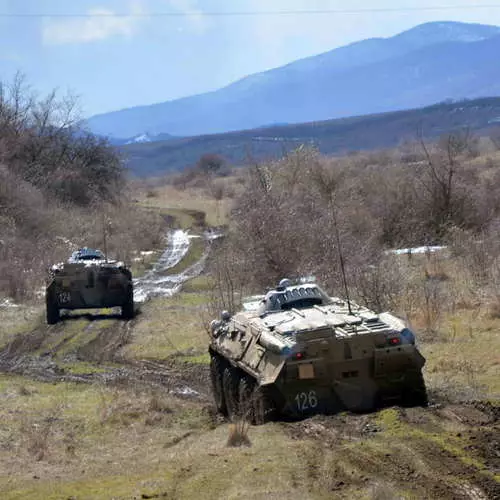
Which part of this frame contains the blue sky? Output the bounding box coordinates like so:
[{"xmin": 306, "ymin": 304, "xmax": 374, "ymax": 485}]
[{"xmin": 2, "ymin": 0, "xmax": 500, "ymax": 117}]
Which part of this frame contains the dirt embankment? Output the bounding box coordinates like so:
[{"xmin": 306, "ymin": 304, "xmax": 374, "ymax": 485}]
[{"xmin": 286, "ymin": 402, "xmax": 499, "ymax": 499}]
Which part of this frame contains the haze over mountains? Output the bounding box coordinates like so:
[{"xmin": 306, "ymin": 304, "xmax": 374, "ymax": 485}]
[{"xmin": 86, "ymin": 21, "xmax": 500, "ymax": 140}]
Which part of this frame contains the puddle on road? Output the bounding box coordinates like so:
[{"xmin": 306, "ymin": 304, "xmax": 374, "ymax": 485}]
[{"xmin": 133, "ymin": 229, "xmax": 212, "ymax": 303}]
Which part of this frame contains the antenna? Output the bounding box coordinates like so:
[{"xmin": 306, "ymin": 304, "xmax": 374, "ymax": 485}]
[
  {"xmin": 330, "ymin": 199, "xmax": 353, "ymax": 316},
  {"xmin": 102, "ymin": 212, "xmax": 108, "ymax": 263},
  {"xmin": 314, "ymin": 165, "xmax": 353, "ymax": 315}
]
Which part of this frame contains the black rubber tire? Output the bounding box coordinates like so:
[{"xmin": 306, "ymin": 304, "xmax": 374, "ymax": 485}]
[
  {"xmin": 210, "ymin": 354, "xmax": 227, "ymax": 415},
  {"xmin": 252, "ymin": 386, "xmax": 276, "ymax": 425},
  {"xmin": 402, "ymin": 372, "xmax": 428, "ymax": 408},
  {"xmin": 222, "ymin": 366, "xmax": 241, "ymax": 421},
  {"xmin": 238, "ymin": 376, "xmax": 255, "ymax": 421},
  {"xmin": 45, "ymin": 285, "xmax": 60, "ymax": 325},
  {"xmin": 121, "ymin": 285, "xmax": 134, "ymax": 320}
]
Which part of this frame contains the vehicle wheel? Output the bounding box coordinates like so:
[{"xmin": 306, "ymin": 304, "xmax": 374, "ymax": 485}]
[
  {"xmin": 222, "ymin": 366, "xmax": 241, "ymax": 421},
  {"xmin": 252, "ymin": 386, "xmax": 276, "ymax": 425},
  {"xmin": 121, "ymin": 286, "xmax": 134, "ymax": 320},
  {"xmin": 46, "ymin": 285, "xmax": 60, "ymax": 325},
  {"xmin": 402, "ymin": 372, "xmax": 428, "ymax": 408},
  {"xmin": 210, "ymin": 354, "xmax": 227, "ymax": 415},
  {"xmin": 238, "ymin": 376, "xmax": 255, "ymax": 421}
]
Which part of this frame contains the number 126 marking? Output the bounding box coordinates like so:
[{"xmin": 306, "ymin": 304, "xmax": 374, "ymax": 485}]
[{"xmin": 295, "ymin": 390, "xmax": 318, "ymax": 411}]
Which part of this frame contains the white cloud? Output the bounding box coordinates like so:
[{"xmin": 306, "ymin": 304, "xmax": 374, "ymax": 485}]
[
  {"xmin": 42, "ymin": 1, "xmax": 146, "ymax": 45},
  {"xmin": 167, "ymin": 0, "xmax": 208, "ymax": 34}
]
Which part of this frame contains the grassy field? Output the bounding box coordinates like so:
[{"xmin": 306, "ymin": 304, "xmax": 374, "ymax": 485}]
[
  {"xmin": 0, "ymin": 279, "xmax": 498, "ymax": 499},
  {"xmin": 136, "ymin": 184, "xmax": 231, "ymax": 227},
  {"xmin": 0, "ymin": 188, "xmax": 498, "ymax": 499}
]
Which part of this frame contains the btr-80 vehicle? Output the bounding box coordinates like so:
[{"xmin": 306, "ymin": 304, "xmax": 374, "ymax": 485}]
[
  {"xmin": 209, "ymin": 279, "xmax": 427, "ymax": 424},
  {"xmin": 46, "ymin": 248, "xmax": 134, "ymax": 324}
]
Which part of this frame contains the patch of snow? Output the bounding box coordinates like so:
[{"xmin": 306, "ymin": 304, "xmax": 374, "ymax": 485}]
[
  {"xmin": 140, "ymin": 250, "xmax": 155, "ymax": 256},
  {"xmin": 133, "ymin": 229, "xmax": 201, "ymax": 303},
  {"xmin": 388, "ymin": 245, "xmax": 447, "ymax": 255},
  {"xmin": 204, "ymin": 229, "xmax": 224, "ymax": 241},
  {"xmin": 55, "ymin": 236, "xmax": 76, "ymax": 248},
  {"xmin": 173, "ymin": 386, "xmax": 200, "ymax": 397},
  {"xmin": 0, "ymin": 298, "xmax": 19, "ymax": 308},
  {"xmin": 126, "ymin": 133, "xmax": 152, "ymax": 145}
]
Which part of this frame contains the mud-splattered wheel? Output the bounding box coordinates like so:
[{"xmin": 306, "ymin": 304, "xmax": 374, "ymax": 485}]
[
  {"xmin": 402, "ymin": 372, "xmax": 428, "ymax": 408},
  {"xmin": 252, "ymin": 386, "xmax": 276, "ymax": 425},
  {"xmin": 45, "ymin": 285, "xmax": 60, "ymax": 325},
  {"xmin": 238, "ymin": 376, "xmax": 255, "ymax": 421},
  {"xmin": 210, "ymin": 354, "xmax": 227, "ymax": 415},
  {"xmin": 121, "ymin": 286, "xmax": 134, "ymax": 320},
  {"xmin": 222, "ymin": 366, "xmax": 241, "ymax": 421}
]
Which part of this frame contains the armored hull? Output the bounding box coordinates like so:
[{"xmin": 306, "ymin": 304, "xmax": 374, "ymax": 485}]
[
  {"xmin": 209, "ymin": 282, "xmax": 427, "ymax": 423},
  {"xmin": 46, "ymin": 248, "xmax": 134, "ymax": 324}
]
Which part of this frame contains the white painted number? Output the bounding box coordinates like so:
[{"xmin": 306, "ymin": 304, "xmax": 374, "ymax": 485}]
[
  {"xmin": 58, "ymin": 292, "xmax": 71, "ymax": 304},
  {"xmin": 295, "ymin": 391, "xmax": 318, "ymax": 411}
]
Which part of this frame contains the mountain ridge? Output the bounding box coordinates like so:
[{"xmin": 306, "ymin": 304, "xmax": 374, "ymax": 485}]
[
  {"xmin": 87, "ymin": 21, "xmax": 500, "ymax": 139},
  {"xmin": 121, "ymin": 96, "xmax": 500, "ymax": 176}
]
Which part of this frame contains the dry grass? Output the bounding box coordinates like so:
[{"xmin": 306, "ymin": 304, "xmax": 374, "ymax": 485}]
[
  {"xmin": 136, "ymin": 184, "xmax": 233, "ymax": 227},
  {"xmin": 227, "ymin": 419, "xmax": 251, "ymax": 448},
  {"xmin": 123, "ymin": 293, "xmax": 208, "ymax": 360}
]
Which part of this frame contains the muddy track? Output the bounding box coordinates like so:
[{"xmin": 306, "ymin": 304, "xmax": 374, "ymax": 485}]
[
  {"xmin": 0, "ymin": 316, "xmax": 211, "ymax": 401},
  {"xmin": 285, "ymin": 403, "xmax": 500, "ymax": 499},
  {"xmin": 0, "ymin": 227, "xmax": 213, "ymax": 399}
]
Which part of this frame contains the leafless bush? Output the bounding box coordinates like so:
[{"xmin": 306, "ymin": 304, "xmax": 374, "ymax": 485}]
[
  {"xmin": 226, "ymin": 419, "xmax": 251, "ymax": 447},
  {"xmin": 0, "ymin": 77, "xmax": 166, "ymax": 300},
  {"xmin": 20, "ymin": 403, "xmax": 63, "ymax": 461}
]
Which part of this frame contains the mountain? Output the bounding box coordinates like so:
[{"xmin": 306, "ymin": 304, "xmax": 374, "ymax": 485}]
[
  {"xmin": 87, "ymin": 21, "xmax": 500, "ymax": 139},
  {"xmin": 121, "ymin": 97, "xmax": 500, "ymax": 176}
]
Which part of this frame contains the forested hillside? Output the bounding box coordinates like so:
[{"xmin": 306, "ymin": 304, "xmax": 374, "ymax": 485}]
[{"xmin": 122, "ymin": 97, "xmax": 500, "ymax": 175}]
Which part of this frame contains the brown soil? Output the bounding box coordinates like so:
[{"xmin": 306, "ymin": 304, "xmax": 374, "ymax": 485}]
[
  {"xmin": 0, "ymin": 314, "xmax": 211, "ymax": 401},
  {"xmin": 285, "ymin": 404, "xmax": 500, "ymax": 499}
]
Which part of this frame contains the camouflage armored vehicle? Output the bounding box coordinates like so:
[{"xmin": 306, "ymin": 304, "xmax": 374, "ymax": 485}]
[
  {"xmin": 209, "ymin": 279, "xmax": 427, "ymax": 424},
  {"xmin": 46, "ymin": 247, "xmax": 134, "ymax": 324}
]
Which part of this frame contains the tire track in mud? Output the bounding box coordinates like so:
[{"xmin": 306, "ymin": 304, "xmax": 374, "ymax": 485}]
[
  {"xmin": 0, "ymin": 315, "xmax": 210, "ymax": 401},
  {"xmin": 285, "ymin": 403, "xmax": 500, "ymax": 499},
  {"xmin": 0, "ymin": 228, "xmax": 213, "ymax": 401}
]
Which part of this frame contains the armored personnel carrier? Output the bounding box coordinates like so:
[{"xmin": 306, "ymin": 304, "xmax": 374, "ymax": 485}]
[
  {"xmin": 209, "ymin": 279, "xmax": 427, "ymax": 424},
  {"xmin": 46, "ymin": 247, "xmax": 134, "ymax": 324}
]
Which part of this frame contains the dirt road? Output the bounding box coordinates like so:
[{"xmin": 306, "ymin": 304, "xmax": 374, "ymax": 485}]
[{"xmin": 0, "ymin": 231, "xmax": 498, "ymax": 499}]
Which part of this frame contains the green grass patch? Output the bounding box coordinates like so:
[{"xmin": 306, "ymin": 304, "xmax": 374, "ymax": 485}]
[
  {"xmin": 176, "ymin": 352, "xmax": 210, "ymax": 365},
  {"xmin": 124, "ymin": 294, "xmax": 208, "ymax": 360},
  {"xmin": 129, "ymin": 249, "xmax": 162, "ymax": 278},
  {"xmin": 182, "ymin": 275, "xmax": 214, "ymax": 293},
  {"xmin": 168, "ymin": 237, "xmax": 205, "ymax": 276},
  {"xmin": 58, "ymin": 361, "xmax": 111, "ymax": 375},
  {"xmin": 140, "ymin": 206, "xmax": 205, "ymax": 231},
  {"xmin": 375, "ymin": 407, "xmax": 492, "ymax": 476},
  {"xmin": 0, "ymin": 305, "xmax": 43, "ymax": 349}
]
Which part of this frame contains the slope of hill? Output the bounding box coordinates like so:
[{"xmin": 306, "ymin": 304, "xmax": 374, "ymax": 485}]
[
  {"xmin": 122, "ymin": 97, "xmax": 500, "ymax": 175},
  {"xmin": 87, "ymin": 21, "xmax": 500, "ymax": 139}
]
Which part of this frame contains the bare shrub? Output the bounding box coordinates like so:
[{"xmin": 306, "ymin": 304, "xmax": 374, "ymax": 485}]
[
  {"xmin": 226, "ymin": 419, "xmax": 251, "ymax": 448},
  {"xmin": 148, "ymin": 391, "xmax": 173, "ymax": 414},
  {"xmin": 20, "ymin": 403, "xmax": 63, "ymax": 461},
  {"xmin": 196, "ymin": 153, "xmax": 227, "ymax": 176},
  {"xmin": 0, "ymin": 76, "xmax": 156, "ymax": 301}
]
